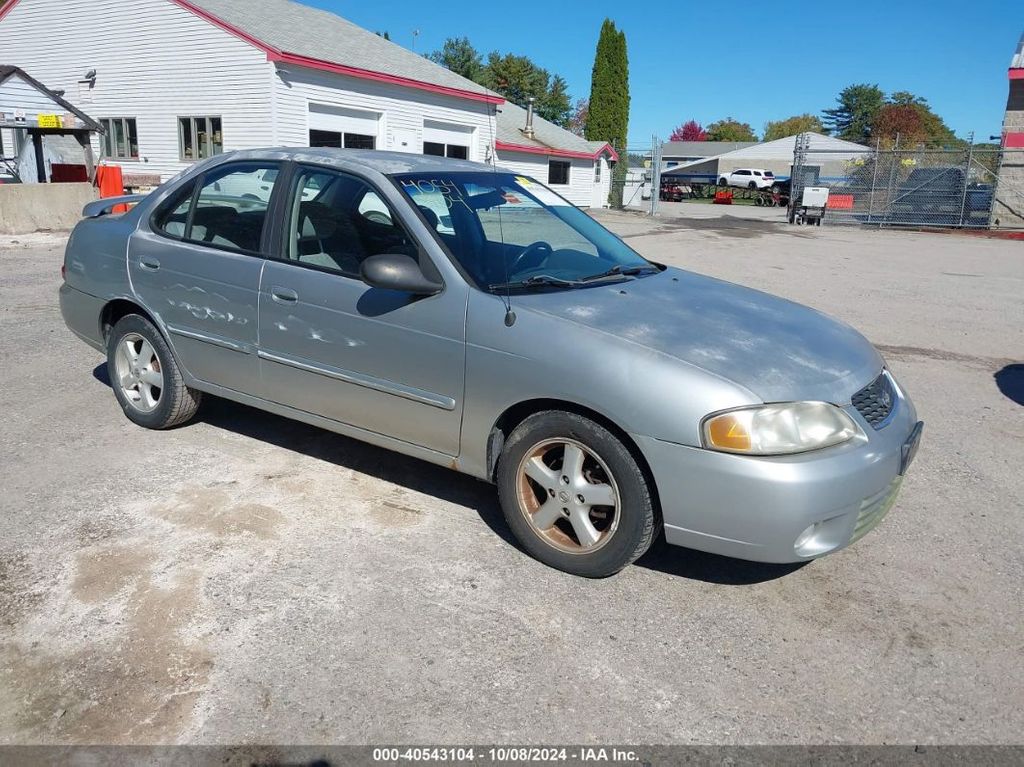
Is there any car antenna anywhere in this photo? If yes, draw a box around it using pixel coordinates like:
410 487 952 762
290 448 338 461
487 96 515 327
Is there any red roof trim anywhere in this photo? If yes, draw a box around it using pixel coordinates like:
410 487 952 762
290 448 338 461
0 0 22 23
497 140 618 162
270 52 504 105
1010 68 1024 80
169 0 503 105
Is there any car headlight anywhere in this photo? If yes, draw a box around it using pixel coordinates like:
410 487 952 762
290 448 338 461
702 402 863 455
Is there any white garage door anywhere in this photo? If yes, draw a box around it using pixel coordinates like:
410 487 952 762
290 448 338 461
308 103 380 150
423 119 474 160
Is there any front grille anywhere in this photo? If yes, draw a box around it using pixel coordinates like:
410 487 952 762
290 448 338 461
850 478 902 544
852 372 896 429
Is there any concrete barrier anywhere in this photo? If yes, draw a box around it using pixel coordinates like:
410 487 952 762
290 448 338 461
0 183 97 234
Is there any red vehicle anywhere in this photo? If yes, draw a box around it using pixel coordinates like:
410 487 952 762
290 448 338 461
660 179 687 202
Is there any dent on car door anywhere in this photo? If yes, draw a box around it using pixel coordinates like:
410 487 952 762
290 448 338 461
257 167 468 456
128 161 281 392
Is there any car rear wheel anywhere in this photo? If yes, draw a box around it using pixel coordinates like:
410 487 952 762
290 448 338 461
718 177 728 187
107 314 201 430
496 411 657 578
748 181 757 190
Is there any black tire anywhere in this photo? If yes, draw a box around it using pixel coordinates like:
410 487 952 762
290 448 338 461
106 314 201 430
748 181 757 190
718 177 728 187
496 411 657 578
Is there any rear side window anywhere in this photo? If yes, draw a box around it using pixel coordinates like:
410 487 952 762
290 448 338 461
154 163 279 254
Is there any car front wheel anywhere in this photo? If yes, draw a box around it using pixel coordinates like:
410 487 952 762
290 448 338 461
497 411 657 577
107 314 202 430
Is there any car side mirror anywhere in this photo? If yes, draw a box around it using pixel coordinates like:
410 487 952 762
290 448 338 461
360 254 442 296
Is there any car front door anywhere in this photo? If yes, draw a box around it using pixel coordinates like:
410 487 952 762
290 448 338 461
128 161 282 393
256 165 468 456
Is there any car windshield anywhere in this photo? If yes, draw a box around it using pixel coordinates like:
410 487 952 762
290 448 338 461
392 171 656 290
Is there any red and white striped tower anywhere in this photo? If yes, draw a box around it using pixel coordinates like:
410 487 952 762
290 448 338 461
997 33 1024 226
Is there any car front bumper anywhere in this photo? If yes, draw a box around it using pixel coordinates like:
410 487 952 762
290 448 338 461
634 388 922 563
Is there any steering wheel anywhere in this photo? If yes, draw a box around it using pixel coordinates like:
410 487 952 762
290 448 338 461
508 241 553 276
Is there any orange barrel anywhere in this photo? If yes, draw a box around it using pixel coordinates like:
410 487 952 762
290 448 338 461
96 165 127 213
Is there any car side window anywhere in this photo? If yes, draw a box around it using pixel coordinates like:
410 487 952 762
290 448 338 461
155 163 279 254
285 168 418 279
155 182 196 238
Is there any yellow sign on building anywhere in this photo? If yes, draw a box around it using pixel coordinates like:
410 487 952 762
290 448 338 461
37 114 63 128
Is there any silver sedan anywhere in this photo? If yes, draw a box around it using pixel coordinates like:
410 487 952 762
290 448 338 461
60 149 922 577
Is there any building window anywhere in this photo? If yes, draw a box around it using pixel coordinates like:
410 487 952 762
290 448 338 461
309 129 376 150
548 160 570 186
594 161 601 183
178 116 223 161
101 118 139 160
424 141 469 160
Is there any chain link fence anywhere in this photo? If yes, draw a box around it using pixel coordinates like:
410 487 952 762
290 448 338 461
609 137 661 214
791 133 1024 229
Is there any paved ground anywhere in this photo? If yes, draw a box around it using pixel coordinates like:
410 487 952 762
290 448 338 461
1 211 1022 745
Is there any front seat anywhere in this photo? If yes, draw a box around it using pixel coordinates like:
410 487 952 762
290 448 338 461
294 201 365 275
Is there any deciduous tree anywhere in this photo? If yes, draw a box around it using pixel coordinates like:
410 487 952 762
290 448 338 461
763 114 824 141
669 120 707 142
705 117 757 142
567 98 589 137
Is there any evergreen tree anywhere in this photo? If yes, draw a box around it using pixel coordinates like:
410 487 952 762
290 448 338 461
427 37 483 82
539 75 571 126
586 20 630 205
822 84 885 142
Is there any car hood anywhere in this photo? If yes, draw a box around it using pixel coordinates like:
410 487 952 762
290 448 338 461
514 268 882 404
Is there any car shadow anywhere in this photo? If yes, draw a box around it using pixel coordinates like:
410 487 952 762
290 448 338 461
995 364 1024 406
93 362 806 585
634 538 806 584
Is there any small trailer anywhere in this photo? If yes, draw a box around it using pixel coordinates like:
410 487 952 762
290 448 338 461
660 173 790 207
788 186 830 226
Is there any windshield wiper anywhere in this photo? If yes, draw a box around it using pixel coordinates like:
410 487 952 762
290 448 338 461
581 264 660 282
487 275 584 292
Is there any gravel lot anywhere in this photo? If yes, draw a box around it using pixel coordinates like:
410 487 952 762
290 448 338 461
1 210 1022 745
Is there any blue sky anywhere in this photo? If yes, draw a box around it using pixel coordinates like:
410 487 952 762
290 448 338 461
309 0 1021 145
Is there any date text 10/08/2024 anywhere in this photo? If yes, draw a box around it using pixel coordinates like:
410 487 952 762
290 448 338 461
372 747 641 763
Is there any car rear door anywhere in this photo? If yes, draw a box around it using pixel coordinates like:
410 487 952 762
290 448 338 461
256 165 468 456
128 161 281 393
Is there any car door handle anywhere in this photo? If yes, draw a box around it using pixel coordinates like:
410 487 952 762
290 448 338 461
271 286 298 304
139 256 161 271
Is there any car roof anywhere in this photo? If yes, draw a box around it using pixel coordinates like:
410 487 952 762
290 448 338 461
211 147 499 176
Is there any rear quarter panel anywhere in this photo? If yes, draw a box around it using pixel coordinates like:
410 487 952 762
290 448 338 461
63 214 138 302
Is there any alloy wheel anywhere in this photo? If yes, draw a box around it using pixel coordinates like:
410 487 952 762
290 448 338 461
114 332 164 413
515 438 620 554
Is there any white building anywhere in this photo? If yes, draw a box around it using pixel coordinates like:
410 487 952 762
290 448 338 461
0 0 613 206
495 101 616 208
662 133 871 182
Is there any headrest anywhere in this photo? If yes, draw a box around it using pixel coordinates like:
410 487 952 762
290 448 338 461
417 205 440 230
